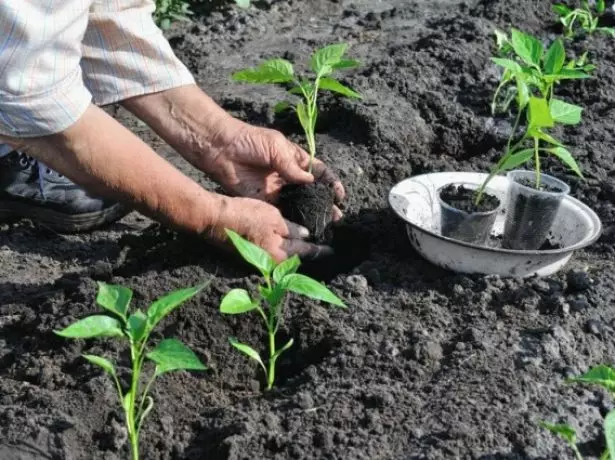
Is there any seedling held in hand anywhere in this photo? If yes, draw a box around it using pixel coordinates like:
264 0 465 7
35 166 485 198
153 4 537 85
542 365 615 460
231 43 362 173
553 0 615 38
55 281 210 460
475 29 588 204
220 229 345 390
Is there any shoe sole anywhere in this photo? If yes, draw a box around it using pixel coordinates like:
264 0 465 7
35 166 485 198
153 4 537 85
0 201 130 233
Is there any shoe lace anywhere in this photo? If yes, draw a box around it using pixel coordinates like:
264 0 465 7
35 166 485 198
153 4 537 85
16 152 64 200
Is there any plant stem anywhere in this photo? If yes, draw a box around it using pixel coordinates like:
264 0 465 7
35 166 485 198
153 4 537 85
128 345 141 460
571 444 584 460
534 136 541 189
266 328 276 390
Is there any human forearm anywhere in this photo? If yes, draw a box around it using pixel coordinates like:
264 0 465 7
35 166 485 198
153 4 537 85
2 104 225 234
121 84 239 174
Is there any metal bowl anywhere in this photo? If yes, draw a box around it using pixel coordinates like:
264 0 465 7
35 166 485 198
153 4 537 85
388 172 602 277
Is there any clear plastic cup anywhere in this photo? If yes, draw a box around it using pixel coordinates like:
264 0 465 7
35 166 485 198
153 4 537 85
437 182 501 245
502 170 570 250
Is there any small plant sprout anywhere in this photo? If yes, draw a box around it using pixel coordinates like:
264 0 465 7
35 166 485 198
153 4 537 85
231 43 362 173
55 281 210 460
475 29 589 204
219 229 345 390
542 365 615 460
539 422 583 460
553 0 615 38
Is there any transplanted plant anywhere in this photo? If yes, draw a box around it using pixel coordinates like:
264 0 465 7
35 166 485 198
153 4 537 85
475 29 590 204
541 364 615 460
553 0 615 38
219 229 345 390
231 43 362 173
55 281 210 460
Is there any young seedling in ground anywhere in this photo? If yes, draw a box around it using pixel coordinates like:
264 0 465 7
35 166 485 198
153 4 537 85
553 1 615 38
55 281 210 460
154 0 249 30
231 44 362 241
219 229 345 390
475 29 589 204
541 365 615 460
539 422 584 460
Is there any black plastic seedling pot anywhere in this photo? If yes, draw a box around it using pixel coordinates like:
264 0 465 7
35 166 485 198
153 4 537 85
501 169 570 250
437 183 501 245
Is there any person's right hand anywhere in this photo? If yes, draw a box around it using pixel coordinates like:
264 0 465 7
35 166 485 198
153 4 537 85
205 196 333 263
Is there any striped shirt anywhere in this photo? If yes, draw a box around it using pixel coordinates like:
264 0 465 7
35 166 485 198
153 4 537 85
0 0 195 139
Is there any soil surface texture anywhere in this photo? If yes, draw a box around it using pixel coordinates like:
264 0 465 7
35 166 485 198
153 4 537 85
2 0 615 459
440 184 500 213
516 177 566 194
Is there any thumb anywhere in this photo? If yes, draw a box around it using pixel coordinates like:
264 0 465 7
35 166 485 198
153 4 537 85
273 142 314 184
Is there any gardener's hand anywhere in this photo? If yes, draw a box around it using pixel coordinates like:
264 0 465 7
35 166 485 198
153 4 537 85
209 196 334 262
207 121 346 220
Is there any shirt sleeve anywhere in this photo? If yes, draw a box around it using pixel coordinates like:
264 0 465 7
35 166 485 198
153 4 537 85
0 1 93 138
81 0 195 106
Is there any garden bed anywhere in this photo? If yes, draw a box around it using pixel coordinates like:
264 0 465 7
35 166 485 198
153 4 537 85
1 0 615 458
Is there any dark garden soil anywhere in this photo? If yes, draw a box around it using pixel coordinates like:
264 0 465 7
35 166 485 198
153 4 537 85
2 0 615 459
278 182 335 243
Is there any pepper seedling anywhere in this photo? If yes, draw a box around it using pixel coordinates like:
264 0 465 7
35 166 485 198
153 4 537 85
553 0 615 38
475 29 589 204
219 229 345 390
55 281 210 460
231 43 362 173
541 364 615 460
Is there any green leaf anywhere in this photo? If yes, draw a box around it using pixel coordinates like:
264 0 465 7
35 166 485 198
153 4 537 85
529 128 563 147
272 255 301 284
225 229 275 277
54 315 124 339
499 149 534 172
550 99 583 125
232 59 294 84
547 147 583 177
539 421 577 444
96 283 132 321
272 338 294 362
273 101 291 113
605 410 615 460
511 28 543 67
311 43 348 74
544 39 566 74
318 76 362 99
567 365 615 391
234 0 250 9
543 69 591 82
147 282 208 330
597 27 615 37
332 59 360 70
228 337 267 373
146 338 207 376
597 0 606 14
220 289 256 315
127 310 147 343
296 101 311 135
528 97 554 128
282 274 345 307
516 79 530 108
82 354 117 377
552 4 573 17
491 57 522 73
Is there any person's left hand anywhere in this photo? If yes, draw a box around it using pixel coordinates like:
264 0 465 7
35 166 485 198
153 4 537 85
202 120 345 221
